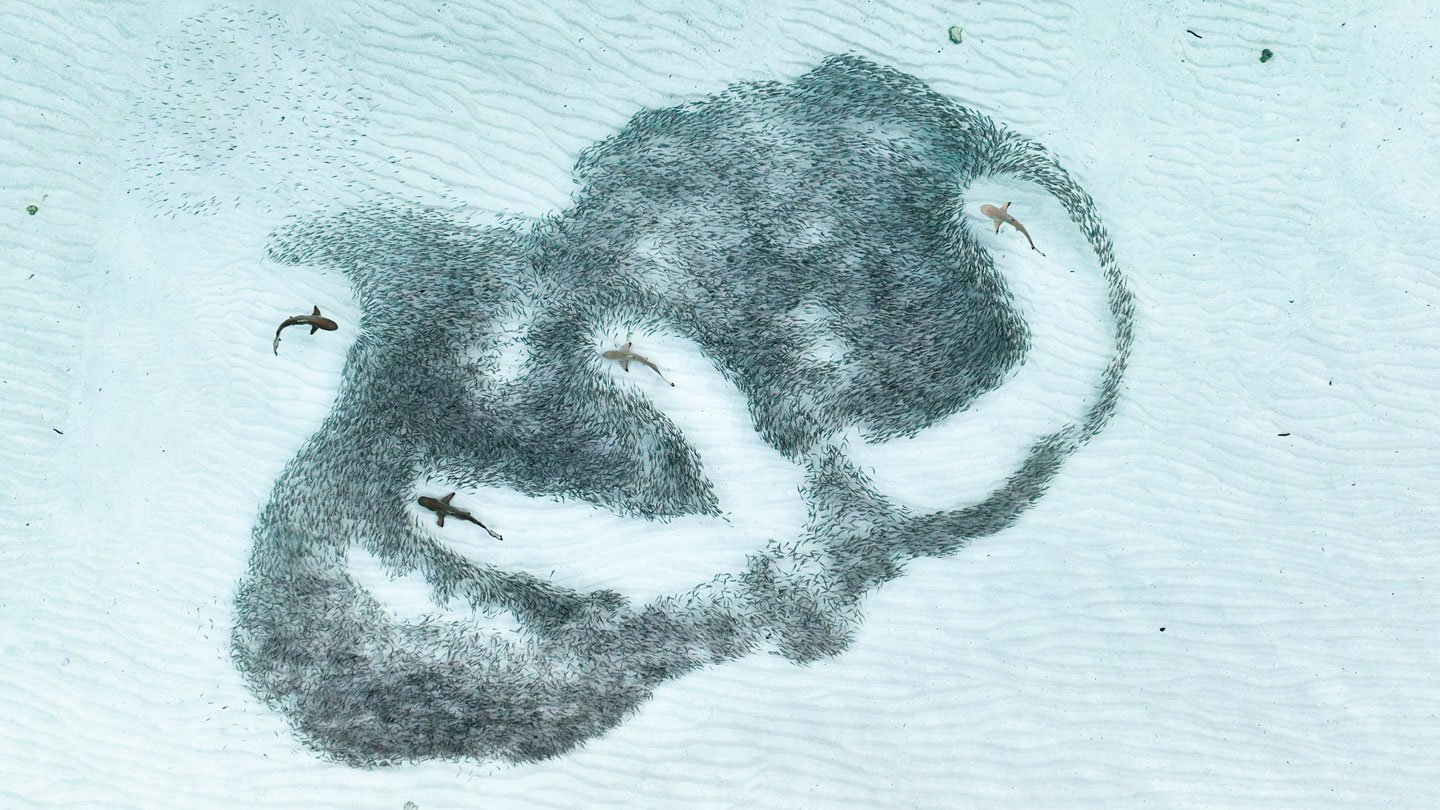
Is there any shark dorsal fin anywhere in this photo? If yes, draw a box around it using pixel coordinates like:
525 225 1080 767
442 492 455 504
312 305 322 316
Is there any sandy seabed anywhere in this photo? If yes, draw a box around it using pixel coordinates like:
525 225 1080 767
3 1 1438 807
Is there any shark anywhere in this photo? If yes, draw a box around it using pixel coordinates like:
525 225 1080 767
272 305 339 355
980 202 1045 256
602 341 675 386
417 492 503 540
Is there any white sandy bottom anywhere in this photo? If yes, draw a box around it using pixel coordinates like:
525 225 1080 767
4 0 1440 808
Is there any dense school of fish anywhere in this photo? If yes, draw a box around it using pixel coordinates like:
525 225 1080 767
230 54 1134 766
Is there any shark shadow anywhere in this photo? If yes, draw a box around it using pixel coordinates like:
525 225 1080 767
232 55 1135 766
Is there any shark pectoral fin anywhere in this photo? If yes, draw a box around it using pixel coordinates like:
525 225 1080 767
436 513 446 527
993 220 1002 233
309 325 320 334
442 492 455 504
621 359 630 372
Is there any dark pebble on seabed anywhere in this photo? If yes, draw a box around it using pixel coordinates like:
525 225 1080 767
1260 48 1274 63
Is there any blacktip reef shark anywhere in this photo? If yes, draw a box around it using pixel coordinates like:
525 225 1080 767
602 341 675 386
981 202 1046 256
418 492 504 541
272 305 339 355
